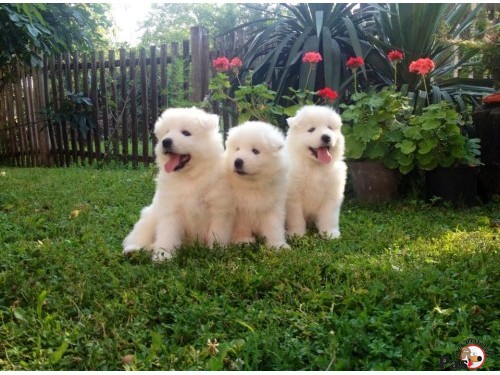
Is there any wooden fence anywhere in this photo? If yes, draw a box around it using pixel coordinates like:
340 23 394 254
0 26 218 167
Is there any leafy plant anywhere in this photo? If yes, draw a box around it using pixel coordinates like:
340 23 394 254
340 87 413 173
232 74 284 123
40 92 94 135
398 101 481 171
0 4 111 75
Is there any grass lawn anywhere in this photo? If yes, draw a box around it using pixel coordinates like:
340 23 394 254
0 166 498 370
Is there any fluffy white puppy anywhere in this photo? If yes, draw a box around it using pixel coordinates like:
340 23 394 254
123 107 233 261
285 105 347 238
224 121 289 248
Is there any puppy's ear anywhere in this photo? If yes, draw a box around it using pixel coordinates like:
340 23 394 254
266 132 286 152
154 112 167 138
286 116 297 128
200 113 220 130
330 111 343 130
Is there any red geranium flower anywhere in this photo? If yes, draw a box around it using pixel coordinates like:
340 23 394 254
230 57 243 70
213 57 230 72
409 58 435 75
388 50 404 63
302 51 322 64
346 56 364 70
317 87 338 102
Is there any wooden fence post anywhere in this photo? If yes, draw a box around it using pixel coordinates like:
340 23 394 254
190 26 209 103
34 67 51 166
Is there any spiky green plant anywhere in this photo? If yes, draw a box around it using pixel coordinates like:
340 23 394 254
369 3 487 90
227 3 391 102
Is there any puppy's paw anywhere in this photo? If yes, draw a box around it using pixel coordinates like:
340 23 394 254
123 244 142 254
267 241 290 250
321 229 341 240
151 248 174 262
234 236 256 245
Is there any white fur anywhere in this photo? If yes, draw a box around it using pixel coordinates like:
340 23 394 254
123 107 234 261
224 121 289 248
285 105 347 238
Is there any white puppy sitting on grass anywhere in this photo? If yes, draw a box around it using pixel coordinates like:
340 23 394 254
224 121 290 249
123 107 234 261
285 105 347 239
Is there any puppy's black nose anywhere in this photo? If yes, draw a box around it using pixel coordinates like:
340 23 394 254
321 134 331 144
162 138 173 149
234 158 244 169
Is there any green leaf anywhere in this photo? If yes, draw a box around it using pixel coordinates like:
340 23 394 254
50 341 69 364
397 140 416 154
37 290 48 319
345 135 366 159
27 24 40 39
417 138 438 154
353 121 381 142
284 104 301 118
421 119 441 130
365 142 389 160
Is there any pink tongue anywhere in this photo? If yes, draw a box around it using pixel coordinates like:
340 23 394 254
164 153 181 173
317 147 332 164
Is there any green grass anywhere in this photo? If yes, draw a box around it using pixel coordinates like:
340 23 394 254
0 166 498 370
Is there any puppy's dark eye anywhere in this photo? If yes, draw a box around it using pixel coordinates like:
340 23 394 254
182 130 191 136
308 127 315 133
252 148 260 155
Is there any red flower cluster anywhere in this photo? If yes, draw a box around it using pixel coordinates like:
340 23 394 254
346 56 364 70
316 87 338 102
230 57 243 70
388 50 404 63
409 58 435 76
213 57 230 72
213 56 243 72
302 51 322 64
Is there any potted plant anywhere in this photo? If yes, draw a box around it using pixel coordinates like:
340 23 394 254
398 101 482 205
340 86 412 202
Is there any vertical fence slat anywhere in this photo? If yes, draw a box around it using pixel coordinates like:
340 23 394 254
0 77 6 162
99 51 110 162
6 81 19 166
65 53 78 164
150 45 158 149
129 49 138 167
190 26 209 103
19 71 29 166
182 39 190 102
109 49 119 161
160 44 167 109
82 54 94 164
34 66 50 166
43 55 55 166
14 67 27 166
120 48 128 164
25 69 40 166
73 52 85 165
24 71 37 166
50 56 64 167
91 51 101 163
57 53 70 167
140 48 149 166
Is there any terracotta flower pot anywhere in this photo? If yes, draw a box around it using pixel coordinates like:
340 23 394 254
348 161 398 203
